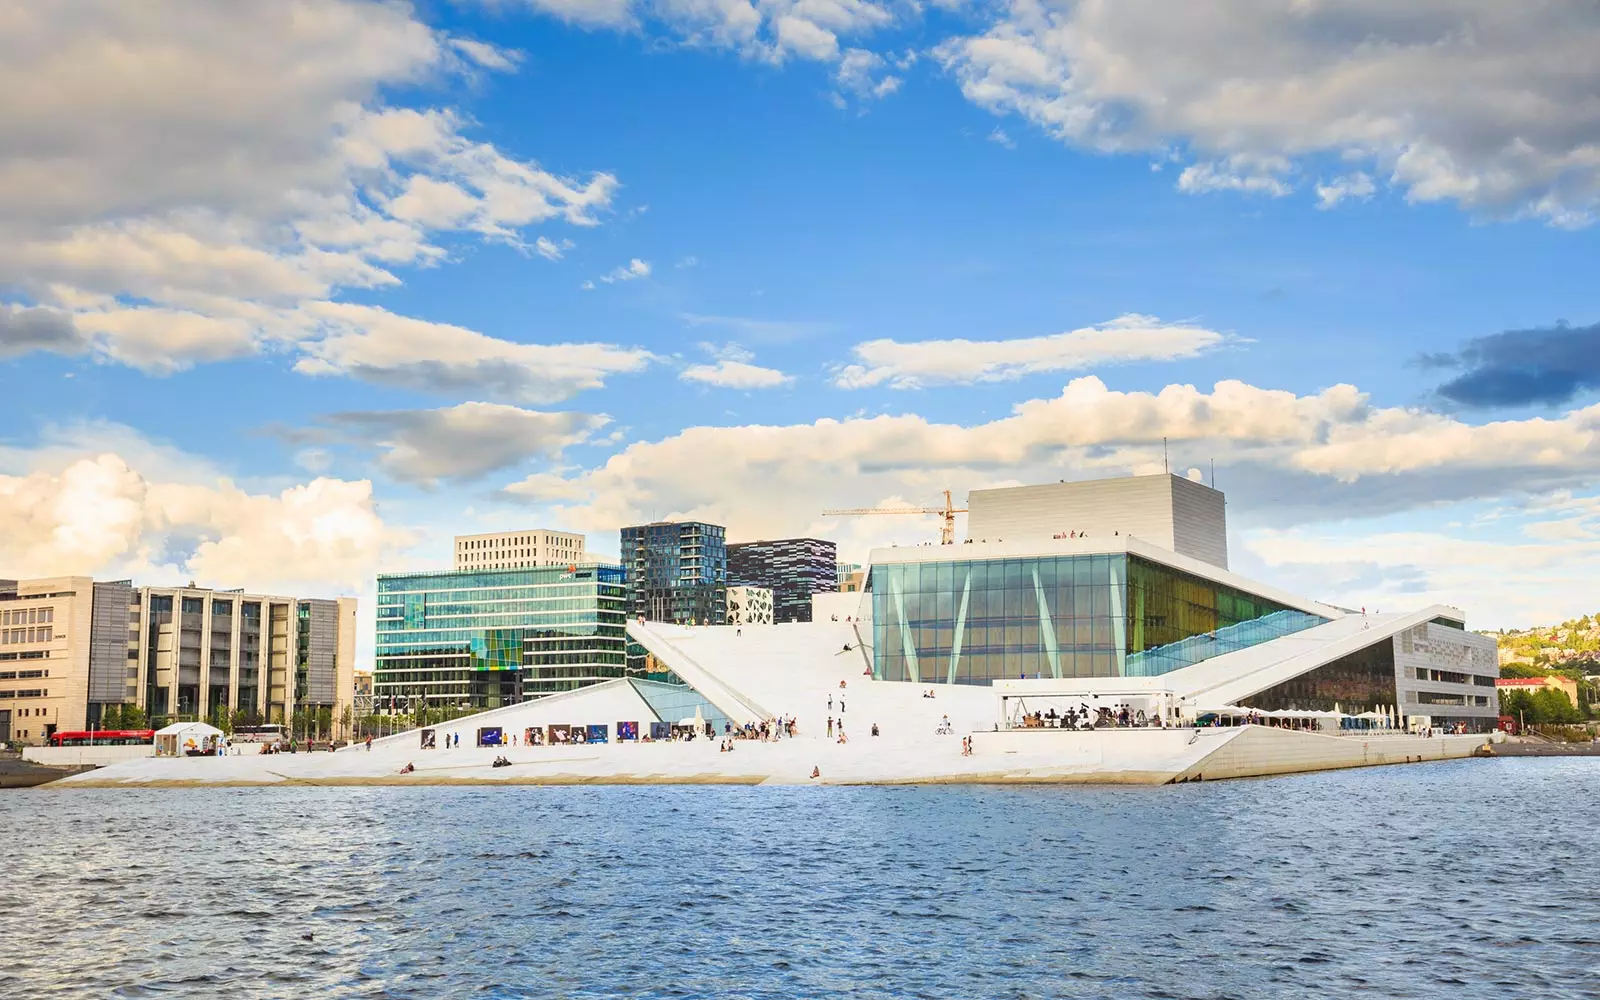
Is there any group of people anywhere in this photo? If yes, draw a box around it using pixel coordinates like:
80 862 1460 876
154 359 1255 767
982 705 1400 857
1017 704 1165 730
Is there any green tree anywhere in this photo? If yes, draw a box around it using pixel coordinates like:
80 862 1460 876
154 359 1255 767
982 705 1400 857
1501 663 1543 680
290 710 308 741
100 704 123 730
121 704 147 729
316 706 332 740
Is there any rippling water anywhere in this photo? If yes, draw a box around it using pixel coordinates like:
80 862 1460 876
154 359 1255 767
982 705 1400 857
2 757 1597 998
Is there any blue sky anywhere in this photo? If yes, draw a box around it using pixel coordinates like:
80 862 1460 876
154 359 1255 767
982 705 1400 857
3 1 1599 643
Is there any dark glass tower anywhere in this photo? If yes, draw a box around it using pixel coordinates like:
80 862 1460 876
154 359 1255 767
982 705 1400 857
619 521 728 625
727 538 838 623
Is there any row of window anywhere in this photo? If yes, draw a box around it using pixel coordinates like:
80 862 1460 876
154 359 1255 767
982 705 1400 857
0 670 46 680
0 627 52 645
1410 690 1493 708
0 689 46 699
0 607 53 626
0 650 48 661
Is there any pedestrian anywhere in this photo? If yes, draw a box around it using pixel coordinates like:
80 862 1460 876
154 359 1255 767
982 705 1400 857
365 735 372 752
827 716 833 737
828 694 833 711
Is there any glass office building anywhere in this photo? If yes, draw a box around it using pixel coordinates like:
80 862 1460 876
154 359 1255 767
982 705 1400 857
869 551 1327 685
620 521 728 625
376 564 628 710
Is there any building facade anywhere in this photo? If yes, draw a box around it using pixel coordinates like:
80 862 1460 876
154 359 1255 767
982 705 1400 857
620 521 727 625
967 474 1229 569
0 577 355 743
727 586 774 625
455 529 585 571
376 564 628 711
133 585 356 730
863 534 1500 730
727 537 838 622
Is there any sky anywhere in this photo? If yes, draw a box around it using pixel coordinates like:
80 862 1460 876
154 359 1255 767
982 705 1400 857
3 1 1600 662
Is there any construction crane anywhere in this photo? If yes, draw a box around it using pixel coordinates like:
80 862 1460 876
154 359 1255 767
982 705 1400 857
823 489 968 545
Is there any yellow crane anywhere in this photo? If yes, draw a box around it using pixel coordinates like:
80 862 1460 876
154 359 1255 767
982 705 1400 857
822 489 967 545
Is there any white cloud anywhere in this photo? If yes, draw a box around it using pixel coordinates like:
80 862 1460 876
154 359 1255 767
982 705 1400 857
936 1 1600 224
499 373 1600 589
592 258 653 285
0 443 407 596
293 302 655 404
0 2 618 376
535 236 575 261
834 47 901 102
1316 172 1377 210
988 127 1016 149
1177 156 1294 198
834 314 1231 388
681 360 795 389
321 402 608 485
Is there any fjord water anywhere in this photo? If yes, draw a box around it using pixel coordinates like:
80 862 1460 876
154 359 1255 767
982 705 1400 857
3 759 1595 999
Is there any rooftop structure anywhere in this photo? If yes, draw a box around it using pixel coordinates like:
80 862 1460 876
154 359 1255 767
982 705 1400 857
967 473 1228 568
455 529 585 571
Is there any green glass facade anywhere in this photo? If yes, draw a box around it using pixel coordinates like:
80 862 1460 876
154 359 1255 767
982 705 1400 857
869 553 1326 685
376 565 627 710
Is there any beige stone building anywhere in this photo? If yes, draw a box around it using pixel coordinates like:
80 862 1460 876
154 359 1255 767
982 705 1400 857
0 576 356 745
454 529 586 571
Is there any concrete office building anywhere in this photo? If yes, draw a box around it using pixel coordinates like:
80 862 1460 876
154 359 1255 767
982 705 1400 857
133 585 357 729
620 521 728 625
0 576 355 744
967 474 1229 569
456 529 585 571
728 537 838 622
376 563 629 711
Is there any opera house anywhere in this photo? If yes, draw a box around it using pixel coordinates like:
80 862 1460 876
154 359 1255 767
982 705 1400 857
58 474 1502 787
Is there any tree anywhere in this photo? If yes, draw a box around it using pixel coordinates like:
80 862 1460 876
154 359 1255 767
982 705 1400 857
100 704 123 730
315 706 332 740
339 705 352 741
121 704 147 729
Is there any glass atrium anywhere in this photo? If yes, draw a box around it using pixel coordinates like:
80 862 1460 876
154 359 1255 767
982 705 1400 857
868 553 1327 685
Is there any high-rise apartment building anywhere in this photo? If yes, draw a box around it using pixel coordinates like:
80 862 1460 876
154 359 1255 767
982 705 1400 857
620 521 727 625
455 529 585 571
375 563 628 711
727 538 838 623
0 576 355 744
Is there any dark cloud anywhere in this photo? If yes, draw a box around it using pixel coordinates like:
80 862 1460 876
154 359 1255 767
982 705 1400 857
0 305 87 358
1428 321 1600 408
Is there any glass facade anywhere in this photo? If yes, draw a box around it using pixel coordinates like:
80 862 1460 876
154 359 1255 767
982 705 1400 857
620 521 727 625
1240 639 1397 713
376 565 627 710
870 553 1327 685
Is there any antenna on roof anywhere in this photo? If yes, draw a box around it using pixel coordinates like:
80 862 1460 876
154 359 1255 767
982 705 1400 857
1210 459 1216 489
1163 437 1169 474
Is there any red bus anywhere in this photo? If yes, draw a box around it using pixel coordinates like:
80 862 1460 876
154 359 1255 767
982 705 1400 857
48 729 155 747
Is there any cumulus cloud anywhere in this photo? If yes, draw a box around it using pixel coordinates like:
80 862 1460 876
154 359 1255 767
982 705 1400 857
1423 320 1600 408
319 402 608 485
0 2 617 376
936 1 1600 224
1316 172 1377 210
0 447 406 595
497 373 1600 576
834 314 1230 388
293 302 654 404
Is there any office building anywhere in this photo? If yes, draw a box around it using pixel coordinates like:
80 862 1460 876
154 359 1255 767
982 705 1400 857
727 537 838 623
727 586 774 625
0 576 355 743
837 563 865 594
620 521 727 625
455 529 585 571
967 473 1228 568
375 563 628 711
